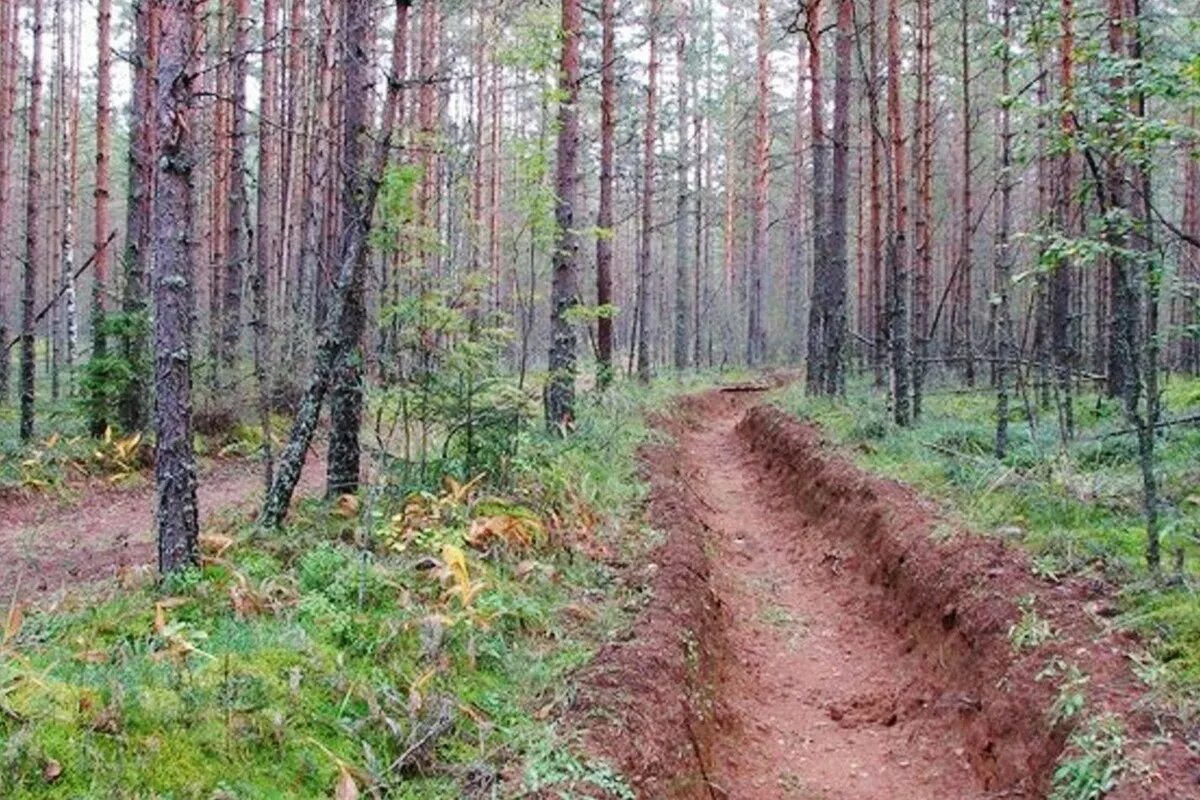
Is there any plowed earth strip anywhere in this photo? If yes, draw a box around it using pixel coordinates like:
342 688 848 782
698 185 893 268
581 390 1195 800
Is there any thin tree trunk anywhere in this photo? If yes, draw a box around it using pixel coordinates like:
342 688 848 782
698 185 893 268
674 0 691 370
253 0 280 487
0 0 15 404
636 0 661 382
957 0 975 386
804 0 828 390
546 0 581 429
824 0 852 395
119 0 154 434
596 0 616 387
746 0 770 366
90 0 113 433
994 0 1015 458
151 0 201 573
887 0 911 425
222 0 251 380
1053 0 1076 441
20 0 46 441
911 0 933 418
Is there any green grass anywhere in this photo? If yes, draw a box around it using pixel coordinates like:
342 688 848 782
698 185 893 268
0 377 709 798
773 375 1200 694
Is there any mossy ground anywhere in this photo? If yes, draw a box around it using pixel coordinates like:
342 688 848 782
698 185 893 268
774 374 1200 696
0 377 716 799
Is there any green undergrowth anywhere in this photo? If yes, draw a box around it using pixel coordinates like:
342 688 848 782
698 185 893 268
0 378 708 799
774 376 1200 696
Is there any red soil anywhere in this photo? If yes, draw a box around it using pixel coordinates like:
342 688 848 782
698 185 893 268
0 454 324 603
580 390 1197 799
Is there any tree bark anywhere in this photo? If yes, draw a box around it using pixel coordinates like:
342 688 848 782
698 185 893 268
151 0 201 573
824 0 852 395
119 1 155 435
253 0 280 486
222 0 251 378
20 0 46 441
746 0 770 366
994 0 1015 458
886 0 910 425
636 0 661 382
674 0 692 370
325 0 379 497
804 0 828 390
596 0 616 387
0 0 16 404
546 0 581 429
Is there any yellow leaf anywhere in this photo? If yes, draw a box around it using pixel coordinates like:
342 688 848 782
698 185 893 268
153 603 167 635
334 494 361 519
334 766 359 800
3 602 24 646
199 534 236 557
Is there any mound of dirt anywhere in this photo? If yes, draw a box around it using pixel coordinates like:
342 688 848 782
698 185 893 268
574 392 1196 800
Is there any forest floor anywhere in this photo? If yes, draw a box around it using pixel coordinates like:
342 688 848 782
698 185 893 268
0 451 324 601
2 382 1197 798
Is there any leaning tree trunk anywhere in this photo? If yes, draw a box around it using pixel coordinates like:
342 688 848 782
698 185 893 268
261 0 410 525
545 0 582 429
151 0 201 573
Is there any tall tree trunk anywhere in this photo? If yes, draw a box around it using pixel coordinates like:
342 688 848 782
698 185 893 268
956 0 975 386
1183 107 1200 375
994 0 1015 458
868 0 884 387
746 0 769 366
674 0 691 370
253 0 280 486
886 0 910 425
20 0 46 441
90 0 113 434
0 0 15 404
911 0 933 418
546 0 581 429
325 0 379 497
596 0 616 387
788 30 807 363
636 0 661 382
1053 0 1076 440
804 0 828 390
222 0 251 379
824 0 852 394
151 0 201 573
119 0 154 434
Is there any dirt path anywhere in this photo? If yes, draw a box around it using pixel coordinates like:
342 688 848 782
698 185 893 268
681 396 982 799
0 455 324 601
